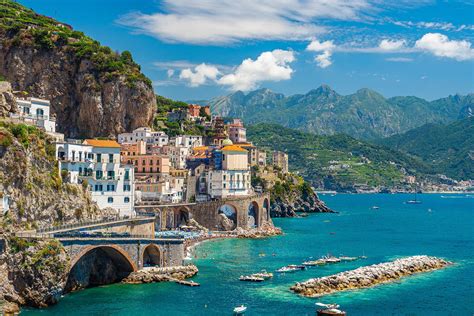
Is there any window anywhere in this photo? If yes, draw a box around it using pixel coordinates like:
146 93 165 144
96 170 103 179
109 154 114 163
124 170 130 181
23 107 30 114
142 167 146 173
94 184 103 191
96 153 102 163
142 160 146 165
222 154 225 161
108 197 113 203
107 170 115 179
150 159 153 165
36 108 44 117
124 197 130 203
223 175 226 180
123 184 131 191
106 184 115 191
223 183 226 188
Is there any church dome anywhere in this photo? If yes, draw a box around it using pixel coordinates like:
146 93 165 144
222 138 233 146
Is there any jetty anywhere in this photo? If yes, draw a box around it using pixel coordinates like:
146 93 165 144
291 256 451 297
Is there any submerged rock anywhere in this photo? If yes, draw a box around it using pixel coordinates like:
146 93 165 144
291 256 452 297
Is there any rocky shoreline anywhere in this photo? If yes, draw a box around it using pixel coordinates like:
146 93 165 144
291 255 452 297
122 265 198 284
271 191 334 217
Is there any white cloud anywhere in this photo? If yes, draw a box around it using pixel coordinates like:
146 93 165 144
306 39 335 68
415 33 474 61
385 57 413 62
379 39 406 51
117 0 373 44
314 51 333 68
218 49 295 91
179 63 220 87
166 69 175 78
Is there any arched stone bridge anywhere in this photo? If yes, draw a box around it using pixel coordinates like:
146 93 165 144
59 236 185 292
136 193 272 231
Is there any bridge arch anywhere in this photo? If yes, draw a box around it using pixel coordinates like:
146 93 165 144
217 203 238 230
142 244 162 267
65 245 137 292
247 201 260 228
175 206 191 228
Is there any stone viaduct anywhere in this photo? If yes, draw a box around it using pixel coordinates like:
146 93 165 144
135 193 272 231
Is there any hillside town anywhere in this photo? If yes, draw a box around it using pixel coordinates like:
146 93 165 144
6 95 289 218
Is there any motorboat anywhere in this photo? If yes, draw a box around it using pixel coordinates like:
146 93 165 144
371 206 380 210
339 256 357 262
251 271 273 279
276 265 306 273
233 305 247 314
302 259 325 266
316 303 346 316
239 275 264 282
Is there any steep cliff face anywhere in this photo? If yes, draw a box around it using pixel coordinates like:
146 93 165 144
0 1 155 138
0 81 16 117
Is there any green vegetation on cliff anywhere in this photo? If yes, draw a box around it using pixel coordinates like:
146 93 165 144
378 117 474 180
0 0 151 87
247 123 431 191
0 120 101 230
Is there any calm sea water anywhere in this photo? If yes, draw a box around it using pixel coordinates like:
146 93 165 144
24 194 474 315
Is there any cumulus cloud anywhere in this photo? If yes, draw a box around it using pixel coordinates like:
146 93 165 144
415 33 474 61
218 49 296 91
166 69 175 78
117 0 372 44
179 63 220 87
378 39 406 51
306 39 335 68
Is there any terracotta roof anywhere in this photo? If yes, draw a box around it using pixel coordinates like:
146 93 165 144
222 145 247 152
193 146 209 151
83 139 121 148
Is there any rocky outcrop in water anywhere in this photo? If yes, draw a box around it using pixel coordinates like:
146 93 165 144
271 191 334 218
291 256 451 297
122 265 198 284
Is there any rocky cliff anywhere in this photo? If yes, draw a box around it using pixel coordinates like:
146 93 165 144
271 190 333 217
0 1 155 138
0 121 114 312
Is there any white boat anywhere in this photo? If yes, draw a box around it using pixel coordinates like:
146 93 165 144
239 275 264 282
371 206 380 210
276 265 305 273
251 271 273 279
339 256 357 262
233 305 247 314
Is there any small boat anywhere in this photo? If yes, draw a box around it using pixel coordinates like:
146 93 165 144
276 265 306 273
251 271 273 279
302 259 326 266
339 256 357 262
359 255 367 259
316 303 346 316
371 206 380 210
324 257 341 263
233 305 247 314
239 275 264 282
406 191 422 204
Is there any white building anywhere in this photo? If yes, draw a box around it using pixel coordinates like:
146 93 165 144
118 127 168 146
56 139 135 217
207 144 251 199
170 135 203 149
162 145 190 170
12 97 57 133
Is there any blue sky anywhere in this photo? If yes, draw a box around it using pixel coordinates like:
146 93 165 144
19 0 474 101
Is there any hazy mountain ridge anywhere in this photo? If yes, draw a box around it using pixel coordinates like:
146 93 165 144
204 85 473 140
379 117 474 180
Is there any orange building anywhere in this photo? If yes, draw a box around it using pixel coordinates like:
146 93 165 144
188 104 201 117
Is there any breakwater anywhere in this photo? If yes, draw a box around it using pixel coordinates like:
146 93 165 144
122 265 198 284
291 256 451 297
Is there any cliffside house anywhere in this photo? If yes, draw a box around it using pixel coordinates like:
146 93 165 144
227 119 247 144
56 139 135 217
11 97 63 140
118 127 169 147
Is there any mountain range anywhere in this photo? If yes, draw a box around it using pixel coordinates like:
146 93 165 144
379 117 473 180
203 85 473 140
247 123 433 191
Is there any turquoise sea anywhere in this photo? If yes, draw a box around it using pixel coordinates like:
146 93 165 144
24 194 473 315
